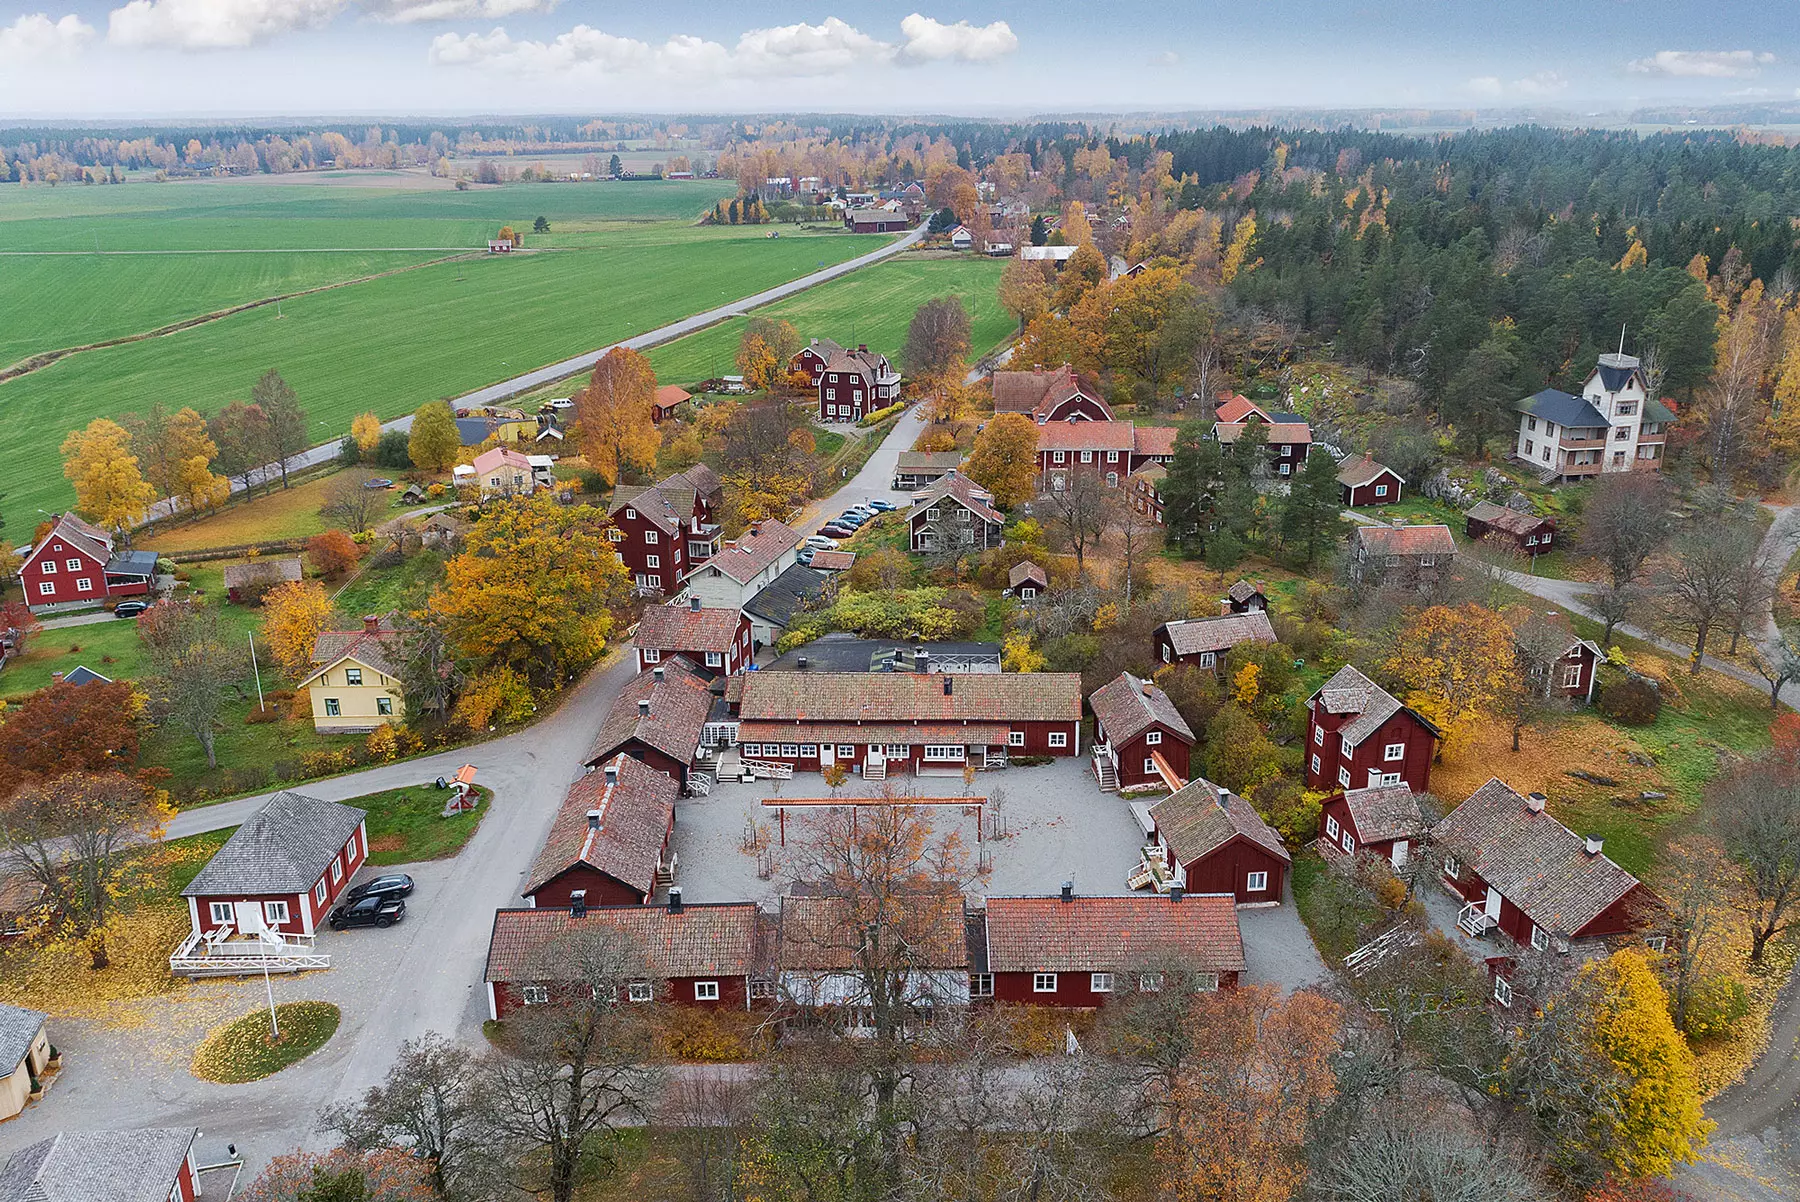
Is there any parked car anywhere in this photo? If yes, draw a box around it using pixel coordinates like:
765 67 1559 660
835 512 868 528
802 535 838 551
866 500 897 512
819 524 857 539
842 504 875 518
329 895 406 930
345 873 414 903
113 600 150 619
363 477 395 490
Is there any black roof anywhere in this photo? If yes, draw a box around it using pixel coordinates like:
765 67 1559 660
743 563 829 629
765 634 1001 673
1516 388 1607 430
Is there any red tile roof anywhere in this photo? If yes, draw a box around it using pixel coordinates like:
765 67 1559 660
523 753 677 899
737 670 1083 725
1035 421 1135 453
704 519 803 583
1336 453 1402 488
1088 671 1196 747
587 660 713 767
992 365 1109 420
983 893 1244 974
1213 394 1268 424
1338 784 1426 843
1216 420 1312 445
1008 560 1048 589
1161 611 1277 657
777 891 968 971
1353 524 1457 558
634 603 743 654
305 614 405 681
738 720 1011 746
653 385 692 409
485 901 759 982
1149 777 1290 866
1133 426 1178 457
807 550 857 571
1307 664 1419 747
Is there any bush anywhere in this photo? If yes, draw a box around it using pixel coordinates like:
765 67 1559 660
652 1006 768 1062
336 436 362 466
307 530 361 579
370 429 412 468
578 469 609 495
365 725 399 762
1684 975 1751 1039
244 704 282 725
1597 676 1662 725
1009 754 1052 767
859 402 905 427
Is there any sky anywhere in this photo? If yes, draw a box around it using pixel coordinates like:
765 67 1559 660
1 0 1799 119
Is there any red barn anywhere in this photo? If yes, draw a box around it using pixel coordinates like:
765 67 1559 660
1303 664 1439 794
1147 778 1291 905
180 790 367 945
634 597 752 677
976 888 1244 1005
1088 671 1196 792
651 385 692 424
0 1128 204 1202
585 660 714 787
522 754 677 909
1154 610 1276 673
16 513 155 612
484 893 761 1019
608 465 724 596
1318 783 1427 867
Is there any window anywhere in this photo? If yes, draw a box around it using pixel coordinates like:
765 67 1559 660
646 555 660 568
642 648 661 663
884 743 909 757
1374 484 1387 497
1492 976 1513 1008
1561 664 1582 688
1310 754 1321 774
1079 451 1093 463
608 528 622 542
1313 725 1324 746
1047 731 1068 748
799 744 817 757
316 879 328 904
1033 973 1058 993
1162 644 1172 663
1279 463 1291 475
827 388 836 399
970 973 994 997
522 986 549 1006
64 559 80 572
1418 556 1435 567
331 858 343 883
924 745 963 761
1008 731 1025 747
74 577 93 593
39 560 54 574
1614 426 1629 441
1144 758 1156 774
1338 766 1351 787
838 744 856 757
694 981 720 1001
1053 451 1066 464
1246 871 1268 892
264 901 290 925
1145 730 1162 746
1618 400 1637 416
1384 742 1405 761
324 698 341 717
1139 972 1164 992
1645 935 1668 954
625 508 636 520
959 508 971 522
1197 652 1216 669
1091 972 1113 993
1523 439 1535 455
377 697 394 716
209 902 233 923
644 530 659 544
780 744 799 758
37 582 53 596
1326 815 1340 840
1193 972 1220 992
1443 854 1460 879
926 507 942 521
345 667 363 686
1341 831 1354 855
1107 450 1120 462
1541 447 1551 463
1527 417 1537 432
705 652 723 667
1378 772 1401 786
1107 472 1119 487
741 743 761 756
1531 926 1549 951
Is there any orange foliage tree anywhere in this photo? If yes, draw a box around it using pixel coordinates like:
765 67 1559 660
307 529 361 579
0 679 143 798
261 580 335 678
1383 603 1516 759
574 346 661 487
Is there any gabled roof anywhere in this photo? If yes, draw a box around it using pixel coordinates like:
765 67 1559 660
1149 777 1289 866
1216 420 1312 445
1161 611 1277 657
1226 579 1265 604
485 902 760 983
1466 501 1553 536
182 791 367 898
1089 671 1196 747
1645 397 1678 423
610 465 720 535
523 754 677 899
777 891 968 972
738 670 1083 725
1133 426 1177 457
807 550 856 572
1213 394 1269 424
60 665 112 686
743 563 830 628
304 615 404 682
822 348 892 386
983 893 1244 975
794 337 843 362
1306 664 1438 747
1130 462 1167 485
1336 453 1403 488
0 1004 44 1072
912 473 1003 525
1433 778 1644 937
587 659 713 768
653 385 692 409
701 520 803 584
471 445 533 475
1008 560 1048 589
222 558 303 590
1516 387 1607 429
895 450 964 473
25 513 111 570
1353 524 1456 558
991 365 1109 421
1035 421 1135 453
0 1128 197 1202
634 603 743 654
1339 784 1426 844
1591 352 1644 395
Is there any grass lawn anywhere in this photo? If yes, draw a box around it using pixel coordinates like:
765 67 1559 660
141 470 353 552
1290 851 1381 964
356 783 492 864
645 255 1012 386
0 619 152 698
190 1000 341 1084
331 549 447 617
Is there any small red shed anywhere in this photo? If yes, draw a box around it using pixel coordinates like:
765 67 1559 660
1318 783 1426 867
1088 670 1196 792
1147 778 1291 905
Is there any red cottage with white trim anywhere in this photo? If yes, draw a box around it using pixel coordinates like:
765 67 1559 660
522 753 677 909
584 660 714 788
1147 777 1291 905
1303 664 1439 794
634 597 752 677
16 513 155 612
608 464 723 596
991 365 1113 424
817 345 901 422
1317 783 1427 868
1088 670 1196 792
180 790 367 943
1155 610 1277 674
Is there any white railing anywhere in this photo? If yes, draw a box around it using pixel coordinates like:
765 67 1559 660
169 928 329 976
739 759 794 780
1457 902 1496 938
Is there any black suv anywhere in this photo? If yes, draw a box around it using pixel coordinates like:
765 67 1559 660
328 895 405 930
344 873 414 903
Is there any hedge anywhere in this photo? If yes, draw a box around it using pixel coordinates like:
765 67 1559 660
859 402 905 427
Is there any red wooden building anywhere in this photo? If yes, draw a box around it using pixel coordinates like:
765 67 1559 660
1550 635 1603 702
522 753 677 909
1126 463 1166 524
976 888 1244 1005
484 893 761 1019
1434 779 1659 956
1222 579 1269 614
991 365 1113 424
633 597 752 677
15 512 156 612
817 346 901 422
1154 610 1277 673
1088 671 1196 792
1318 783 1427 867
0 1128 204 1202
1465 501 1556 555
1303 664 1439 794
585 660 714 788
181 790 367 942
1036 422 1176 492
1147 778 1291 905
734 670 1084 776
1335 454 1405 507
607 464 724 596
651 385 692 424
790 337 843 385
908 473 1004 554
1211 397 1313 479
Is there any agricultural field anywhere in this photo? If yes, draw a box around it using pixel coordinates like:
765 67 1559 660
0 175 888 517
647 254 1013 386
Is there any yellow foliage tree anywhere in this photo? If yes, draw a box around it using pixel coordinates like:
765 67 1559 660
998 255 1050 328
60 418 157 533
1765 311 1800 457
1616 239 1648 271
574 346 662 488
736 333 781 392
1220 211 1261 284
1052 242 1108 311
1001 632 1046 673
350 411 383 452
964 413 1040 510
724 469 812 526
166 405 230 514
451 664 535 731
261 580 334 679
1382 603 1515 758
1061 200 1094 247
1093 602 1120 632
1231 662 1261 708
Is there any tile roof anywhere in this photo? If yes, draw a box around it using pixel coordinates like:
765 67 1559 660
182 791 366 898
990 365 1111 421
796 337 844 362
983 893 1244 974
738 670 1083 725
1088 671 1196 747
1466 501 1553 536
222 558 303 591
485 902 759 982
1353 524 1457 558
896 450 965 473
1035 421 1136 453
610 466 719 535
1213 394 1269 424
1133 426 1177 457
1008 560 1048 589
738 720 1012 746
523 754 677 899
1335 453 1402 488
1161 611 1277 657
1131 463 1167 484
1216 420 1312 445
1516 387 1607 429
1305 664 1422 747
634 603 743 654
1339 784 1426 844
1433 778 1643 937
1226 579 1265 603
0 1005 44 1072
0 1128 197 1202
653 385 692 409
807 550 856 572
306 614 405 681
822 348 894 386
471 446 533 475
34 514 111 566
743 563 830 628
704 520 803 584
912 473 1003 525
777 892 968 972
587 660 712 768
1149 777 1289 866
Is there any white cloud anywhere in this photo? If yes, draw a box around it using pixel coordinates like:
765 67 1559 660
361 0 556 24
1149 50 1180 67
1466 71 1566 99
108 0 347 49
1626 49 1775 78
897 12 1016 63
1467 75 1503 98
734 17 888 74
0 12 95 61
428 24 651 72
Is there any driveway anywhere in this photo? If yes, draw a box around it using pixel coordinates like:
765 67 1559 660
794 408 928 534
1676 965 1800 1201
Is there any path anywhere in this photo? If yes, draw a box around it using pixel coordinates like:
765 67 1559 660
1677 964 1800 1201
144 223 926 522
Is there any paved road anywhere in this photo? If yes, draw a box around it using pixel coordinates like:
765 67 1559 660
1679 965 1800 1200
793 408 928 533
143 224 926 523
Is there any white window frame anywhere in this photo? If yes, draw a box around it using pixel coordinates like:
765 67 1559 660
1193 972 1220 992
331 858 343 883
625 508 636 520
1053 451 1065 464
1144 757 1157 774
646 554 660 568
1313 725 1324 746
1531 925 1549 951
1493 976 1513 1008
780 744 799 758
64 559 80 572
642 648 661 662
1033 973 1058 993
75 577 93 593
1561 663 1583 688
1374 484 1387 497
316 879 328 904
1384 742 1404 761
1246 871 1268 892
1325 815 1340 840
1338 766 1351 787
1443 854 1460 879
209 902 233 923
694 981 720 1001
522 985 549 1006
740 743 760 757
1341 831 1354 855
1047 731 1068 748
645 530 659 544
1090 972 1113 993
838 744 856 757
1197 652 1216 668
37 582 53 596
1008 731 1025 747
1079 450 1093 463
264 901 290 925
39 560 55 575
1145 730 1162 746
1310 754 1321 774
1106 450 1120 463
1645 935 1667 954
799 744 817 757
1139 972 1164 992
705 651 723 667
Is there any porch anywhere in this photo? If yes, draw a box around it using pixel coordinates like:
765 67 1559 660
1417 881 1504 959
169 925 330 977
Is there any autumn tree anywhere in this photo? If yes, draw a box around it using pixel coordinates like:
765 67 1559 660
60 417 157 533
718 400 814 528
319 1032 480 1199
0 679 141 798
1383 604 1516 758
574 346 661 487
235 1148 435 1202
1219 210 1259 283
320 474 383 535
1110 489 1162 613
1657 506 1773 672
998 255 1050 329
262 581 334 679
902 296 973 382
1040 470 1108 573
252 368 309 489
209 400 274 496
308 529 362 580
1051 242 1107 311
350 412 384 453
739 317 801 391
1710 752 1800 964
963 412 1039 509
407 401 461 473
431 495 626 687
126 405 227 512
0 772 171 969
141 600 246 770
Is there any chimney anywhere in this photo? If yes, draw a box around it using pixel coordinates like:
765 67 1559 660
1584 836 1604 857
586 808 603 829
858 343 868 353
653 665 665 681
637 698 651 717
690 595 702 611
363 614 380 634
943 676 953 695
917 646 931 674
570 889 587 917
1219 598 1231 616
1170 885 1184 904
603 760 619 784
1215 783 1230 810
1060 881 1074 903
1141 678 1154 699
1526 792 1547 814
668 886 684 913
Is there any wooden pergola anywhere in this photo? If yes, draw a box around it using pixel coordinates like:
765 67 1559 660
760 795 987 845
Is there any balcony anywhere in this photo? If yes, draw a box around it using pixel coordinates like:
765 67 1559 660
1558 461 1603 478
1556 437 1607 451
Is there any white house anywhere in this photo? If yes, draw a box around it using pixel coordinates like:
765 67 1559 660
1514 350 1675 484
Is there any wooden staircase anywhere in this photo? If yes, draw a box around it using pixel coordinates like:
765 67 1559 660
1092 753 1117 793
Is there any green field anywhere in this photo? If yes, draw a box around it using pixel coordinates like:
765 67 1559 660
647 255 1013 385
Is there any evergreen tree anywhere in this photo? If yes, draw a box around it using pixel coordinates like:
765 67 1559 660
1029 214 1048 246
607 154 621 177
1278 448 1346 566
1444 318 1526 456
1160 419 1223 556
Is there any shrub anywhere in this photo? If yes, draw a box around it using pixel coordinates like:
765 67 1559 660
453 665 535 731
1009 754 1052 767
578 469 609 495
1597 676 1662 725
307 529 362 578
370 428 412 468
652 1006 767 1062
859 402 905 427
1683 975 1751 1040
244 704 282 725
366 724 399 762
426 482 447 499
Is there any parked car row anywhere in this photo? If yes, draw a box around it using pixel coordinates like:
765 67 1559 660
328 872 414 931
816 499 897 541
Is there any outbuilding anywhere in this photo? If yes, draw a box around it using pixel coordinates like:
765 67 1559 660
1147 777 1290 905
1336 454 1405 507
1318 783 1426 867
522 754 678 909
1088 671 1196 792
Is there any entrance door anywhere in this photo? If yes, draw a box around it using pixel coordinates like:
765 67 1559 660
1390 840 1409 868
235 900 265 934
1483 888 1502 923
819 745 835 768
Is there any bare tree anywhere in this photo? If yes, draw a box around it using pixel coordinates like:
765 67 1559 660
1311 1109 1551 1202
1746 626 1800 709
141 602 247 770
319 1032 479 1198
1711 754 1800 964
321 473 384 534
1588 580 1639 648
1579 472 1674 594
1502 609 1574 752
1110 491 1163 615
1657 837 1730 1032
1039 472 1107 575
1657 511 1766 673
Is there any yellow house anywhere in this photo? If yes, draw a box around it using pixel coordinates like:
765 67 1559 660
0 1004 51 1120
300 615 406 733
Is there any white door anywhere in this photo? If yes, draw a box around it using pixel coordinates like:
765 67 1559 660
866 749 885 774
820 745 835 768
234 900 265 933
1391 840 1409 868
1367 768 1382 787
1483 888 1502 922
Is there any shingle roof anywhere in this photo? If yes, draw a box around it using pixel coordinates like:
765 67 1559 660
653 385 691 410
1149 777 1289 866
182 791 366 898
704 520 803 584
33 513 111 567
222 558 303 591
983 893 1244 974
1645 397 1678 423
1008 560 1048 589
1306 664 1419 747
777 892 968 971
990 365 1110 421
1213 395 1268 423
912 473 1003 525
634 603 743 654
1340 784 1426 844
0 1129 197 1202
306 620 404 682
797 337 844 362
1161 611 1277 657
1133 426 1177 457
1433 778 1643 937
1336 453 1402 488
1216 420 1312 445
1516 387 1608 429
524 754 677 899
1035 421 1135 453
738 670 1083 725
0 1005 44 1072
1226 579 1265 604
1088 671 1196 747
896 451 965 473
1353 524 1456 558
610 466 719 535
485 902 759 982
807 550 856 572
587 660 712 768
1466 501 1552 536
743 563 830 629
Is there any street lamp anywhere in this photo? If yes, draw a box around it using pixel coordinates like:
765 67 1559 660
256 929 283 1039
